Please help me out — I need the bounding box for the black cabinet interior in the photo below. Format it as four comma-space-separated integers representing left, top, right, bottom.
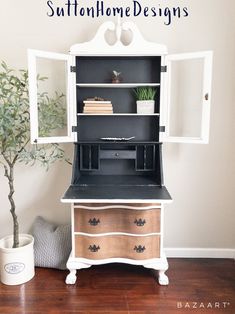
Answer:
77, 87, 160, 114
76, 57, 161, 84
64, 55, 171, 200
72, 142, 164, 187
77, 116, 159, 141
76, 56, 161, 114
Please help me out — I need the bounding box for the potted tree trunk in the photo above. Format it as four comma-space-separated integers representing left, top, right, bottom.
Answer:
0, 61, 69, 285
134, 87, 157, 114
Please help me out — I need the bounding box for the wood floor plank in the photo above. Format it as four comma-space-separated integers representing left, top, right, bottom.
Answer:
0, 259, 234, 314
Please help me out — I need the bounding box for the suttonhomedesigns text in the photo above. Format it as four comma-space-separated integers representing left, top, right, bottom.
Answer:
46, 0, 189, 26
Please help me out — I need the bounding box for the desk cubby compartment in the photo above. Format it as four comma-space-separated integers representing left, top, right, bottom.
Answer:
80, 145, 99, 171
136, 145, 155, 171
77, 142, 163, 185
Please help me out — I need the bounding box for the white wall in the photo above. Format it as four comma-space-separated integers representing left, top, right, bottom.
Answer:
0, 0, 234, 252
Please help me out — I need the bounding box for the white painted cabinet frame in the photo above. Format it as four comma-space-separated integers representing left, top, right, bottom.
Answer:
28, 49, 77, 144
160, 51, 213, 144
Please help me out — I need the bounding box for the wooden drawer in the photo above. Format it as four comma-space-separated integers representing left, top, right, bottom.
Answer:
75, 235, 160, 260
74, 208, 160, 234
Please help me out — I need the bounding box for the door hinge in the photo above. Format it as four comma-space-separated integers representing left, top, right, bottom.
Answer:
72, 126, 78, 132
70, 66, 76, 73
161, 66, 167, 73
159, 126, 166, 132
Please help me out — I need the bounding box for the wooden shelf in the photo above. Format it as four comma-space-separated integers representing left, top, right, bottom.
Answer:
77, 83, 160, 88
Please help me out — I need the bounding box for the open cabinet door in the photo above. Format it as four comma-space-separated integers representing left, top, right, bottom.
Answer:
28, 49, 77, 144
160, 51, 213, 144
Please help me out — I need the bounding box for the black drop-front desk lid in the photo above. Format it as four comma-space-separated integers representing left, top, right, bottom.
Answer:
61, 176, 172, 203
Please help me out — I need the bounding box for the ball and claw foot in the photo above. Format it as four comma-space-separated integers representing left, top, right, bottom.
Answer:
66, 269, 77, 284
158, 270, 169, 285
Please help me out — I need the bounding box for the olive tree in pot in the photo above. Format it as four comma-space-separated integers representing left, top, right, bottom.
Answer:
134, 87, 157, 114
0, 61, 68, 285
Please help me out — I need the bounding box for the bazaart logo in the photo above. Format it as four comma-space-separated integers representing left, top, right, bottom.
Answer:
177, 302, 231, 309
4, 263, 25, 274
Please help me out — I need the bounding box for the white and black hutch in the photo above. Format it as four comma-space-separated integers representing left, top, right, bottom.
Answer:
28, 21, 213, 285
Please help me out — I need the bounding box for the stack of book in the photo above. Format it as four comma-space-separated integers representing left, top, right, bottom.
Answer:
83, 98, 113, 114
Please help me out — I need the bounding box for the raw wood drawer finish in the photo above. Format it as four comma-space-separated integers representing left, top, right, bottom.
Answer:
75, 235, 160, 260
74, 208, 161, 234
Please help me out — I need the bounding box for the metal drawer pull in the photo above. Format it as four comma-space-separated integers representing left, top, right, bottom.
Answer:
88, 245, 100, 252
134, 245, 146, 253
134, 218, 146, 226
88, 218, 100, 226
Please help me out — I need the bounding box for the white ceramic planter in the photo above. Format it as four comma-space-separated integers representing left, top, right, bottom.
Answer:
0, 234, 35, 285
136, 100, 155, 114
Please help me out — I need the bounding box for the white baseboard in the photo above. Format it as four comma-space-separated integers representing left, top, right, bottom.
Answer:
165, 248, 235, 259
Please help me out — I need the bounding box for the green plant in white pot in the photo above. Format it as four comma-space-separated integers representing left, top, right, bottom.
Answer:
0, 61, 68, 285
134, 87, 157, 114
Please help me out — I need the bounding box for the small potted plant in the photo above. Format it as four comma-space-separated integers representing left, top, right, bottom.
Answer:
134, 87, 157, 114
0, 61, 68, 285
112, 70, 122, 83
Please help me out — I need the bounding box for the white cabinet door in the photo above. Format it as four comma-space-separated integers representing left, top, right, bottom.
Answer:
28, 49, 77, 144
160, 51, 213, 144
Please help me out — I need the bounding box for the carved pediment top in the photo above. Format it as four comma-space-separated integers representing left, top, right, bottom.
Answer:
70, 20, 167, 56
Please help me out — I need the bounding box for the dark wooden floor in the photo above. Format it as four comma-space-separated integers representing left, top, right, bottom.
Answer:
0, 259, 234, 314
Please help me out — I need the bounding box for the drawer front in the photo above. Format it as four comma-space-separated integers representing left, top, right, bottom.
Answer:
99, 149, 136, 159
75, 235, 160, 260
74, 208, 160, 234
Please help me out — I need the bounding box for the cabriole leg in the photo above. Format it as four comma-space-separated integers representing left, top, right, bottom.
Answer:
158, 269, 169, 285
65, 269, 77, 284
143, 254, 169, 286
